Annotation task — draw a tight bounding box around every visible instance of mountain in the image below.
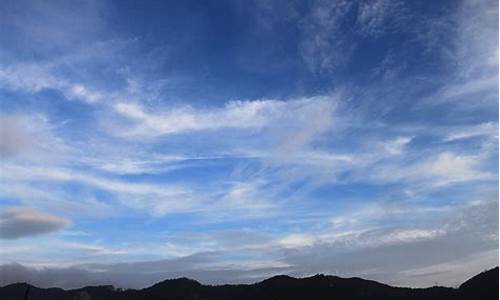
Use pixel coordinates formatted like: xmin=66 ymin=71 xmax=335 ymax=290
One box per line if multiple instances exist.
xmin=459 ymin=267 xmax=499 ymax=300
xmin=1 ymin=267 xmax=497 ymax=300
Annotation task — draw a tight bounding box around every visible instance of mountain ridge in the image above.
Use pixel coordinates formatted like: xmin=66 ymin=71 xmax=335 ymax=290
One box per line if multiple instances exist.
xmin=1 ymin=267 xmax=497 ymax=300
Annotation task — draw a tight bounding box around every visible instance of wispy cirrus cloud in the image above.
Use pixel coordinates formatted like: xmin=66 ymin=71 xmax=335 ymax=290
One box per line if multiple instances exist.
xmin=444 ymin=122 xmax=498 ymax=142
xmin=369 ymin=152 xmax=495 ymax=186
xmin=355 ymin=0 xmax=409 ymax=37
xmin=0 ymin=62 xmax=109 ymax=104
xmin=111 ymin=96 xmax=336 ymax=138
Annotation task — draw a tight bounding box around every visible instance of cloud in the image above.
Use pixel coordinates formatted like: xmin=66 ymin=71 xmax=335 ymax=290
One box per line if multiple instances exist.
xmin=356 ymin=0 xmax=409 ymax=37
xmin=0 ymin=263 xmax=98 ymax=289
xmin=0 ymin=208 xmax=70 ymax=239
xmin=0 ymin=257 xmax=289 ymax=289
xmin=0 ymin=0 xmax=106 ymax=58
xmin=0 ymin=163 xmax=198 ymax=216
xmin=0 ymin=114 xmax=68 ymax=160
xmin=0 ymin=116 xmax=30 ymax=157
xmin=455 ymin=0 xmax=498 ymax=73
xmin=111 ymin=96 xmax=336 ymax=139
xmin=369 ymin=152 xmax=493 ymax=187
xmin=279 ymin=233 xmax=317 ymax=248
xmin=0 ymin=63 xmax=104 ymax=104
xmin=280 ymin=199 xmax=498 ymax=287
xmin=299 ymin=0 xmax=355 ymax=72
xmin=413 ymin=153 xmax=486 ymax=181
xmin=0 ymin=162 xmax=285 ymax=219
xmin=380 ymin=136 xmax=413 ymax=155
xmin=0 ymin=199 xmax=496 ymax=288
xmin=439 ymin=77 xmax=498 ymax=100
xmin=0 ymin=63 xmax=57 ymax=93
xmin=444 ymin=122 xmax=498 ymax=142
xmin=298 ymin=0 xmax=410 ymax=73
xmin=416 ymin=0 xmax=498 ymax=109
xmin=396 ymin=249 xmax=498 ymax=287
xmin=223 ymin=181 xmax=269 ymax=208
xmin=0 ymin=182 xmax=114 ymax=218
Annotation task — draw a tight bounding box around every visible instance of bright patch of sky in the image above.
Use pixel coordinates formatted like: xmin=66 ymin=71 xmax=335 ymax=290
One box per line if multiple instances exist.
xmin=0 ymin=0 xmax=498 ymax=289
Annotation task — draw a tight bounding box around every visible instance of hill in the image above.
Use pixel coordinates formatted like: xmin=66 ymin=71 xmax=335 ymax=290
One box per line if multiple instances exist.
xmin=1 ymin=267 xmax=497 ymax=300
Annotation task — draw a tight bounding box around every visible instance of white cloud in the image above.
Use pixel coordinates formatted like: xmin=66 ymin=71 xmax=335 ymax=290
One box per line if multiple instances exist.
xmin=395 ymin=249 xmax=498 ymax=287
xmin=306 ymin=227 xmax=447 ymax=251
xmin=112 ymin=99 xmax=286 ymax=134
xmin=356 ymin=0 xmax=408 ymax=37
xmin=0 ymin=181 xmax=115 ymax=218
xmin=372 ymin=152 xmax=493 ymax=186
xmin=298 ymin=0 xmax=409 ymax=72
xmin=0 ymin=162 xmax=200 ymax=216
xmin=419 ymin=0 xmax=498 ymax=108
xmin=92 ymin=155 xmax=185 ymax=175
xmin=0 ymin=115 xmax=31 ymax=157
xmin=417 ymin=152 xmax=491 ymax=183
xmin=299 ymin=0 xmax=354 ymax=72
xmin=444 ymin=122 xmax=498 ymax=141
xmin=1 ymin=163 xmax=186 ymax=198
xmin=225 ymin=182 xmax=261 ymax=207
xmin=0 ymin=113 xmax=69 ymax=160
xmin=440 ymin=76 xmax=498 ymax=100
xmin=456 ymin=0 xmax=498 ymax=73
xmin=0 ymin=63 xmax=103 ymax=104
xmin=381 ymin=136 xmax=412 ymax=155
xmin=112 ymin=96 xmax=336 ymax=138
xmin=280 ymin=198 xmax=498 ymax=287
xmin=377 ymin=228 xmax=446 ymax=245
xmin=279 ymin=234 xmax=317 ymax=248
xmin=0 ymin=61 xmax=63 ymax=93
xmin=67 ymin=84 xmax=102 ymax=103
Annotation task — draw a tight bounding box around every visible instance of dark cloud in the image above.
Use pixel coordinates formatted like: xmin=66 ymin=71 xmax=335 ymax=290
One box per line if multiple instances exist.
xmin=0 ymin=207 xmax=70 ymax=239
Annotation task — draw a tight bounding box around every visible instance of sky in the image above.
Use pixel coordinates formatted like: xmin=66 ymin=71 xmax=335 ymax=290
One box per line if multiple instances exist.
xmin=0 ymin=0 xmax=498 ymax=290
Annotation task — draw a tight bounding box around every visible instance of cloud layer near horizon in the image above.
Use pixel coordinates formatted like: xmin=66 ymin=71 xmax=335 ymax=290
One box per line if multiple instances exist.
xmin=1 ymin=198 xmax=497 ymax=289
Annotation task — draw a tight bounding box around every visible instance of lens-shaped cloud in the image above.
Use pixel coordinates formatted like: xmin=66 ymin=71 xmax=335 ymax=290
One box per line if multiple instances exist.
xmin=0 ymin=207 xmax=70 ymax=239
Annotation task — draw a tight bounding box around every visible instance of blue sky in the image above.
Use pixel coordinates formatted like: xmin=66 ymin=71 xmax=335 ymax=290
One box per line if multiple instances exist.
xmin=0 ymin=0 xmax=498 ymax=289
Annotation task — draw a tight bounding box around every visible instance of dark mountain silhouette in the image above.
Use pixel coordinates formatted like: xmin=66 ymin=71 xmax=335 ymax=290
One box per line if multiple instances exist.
xmin=1 ymin=267 xmax=497 ymax=300
xmin=459 ymin=267 xmax=499 ymax=300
